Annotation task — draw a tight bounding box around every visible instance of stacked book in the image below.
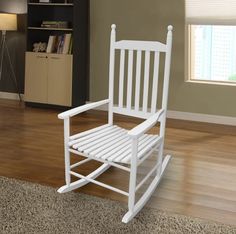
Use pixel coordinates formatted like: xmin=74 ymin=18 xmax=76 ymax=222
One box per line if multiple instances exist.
xmin=39 ymin=0 xmax=51 ymax=3
xmin=41 ymin=21 xmax=69 ymax=29
xmin=46 ymin=34 xmax=72 ymax=54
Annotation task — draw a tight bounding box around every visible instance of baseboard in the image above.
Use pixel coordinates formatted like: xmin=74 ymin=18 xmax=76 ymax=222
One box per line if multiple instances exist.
xmin=167 ymin=110 xmax=236 ymax=126
xmin=86 ymin=101 xmax=236 ymax=126
xmin=0 ymin=91 xmax=23 ymax=101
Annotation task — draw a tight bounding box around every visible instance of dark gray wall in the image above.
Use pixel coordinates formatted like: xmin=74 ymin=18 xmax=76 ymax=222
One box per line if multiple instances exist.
xmin=0 ymin=0 xmax=27 ymax=94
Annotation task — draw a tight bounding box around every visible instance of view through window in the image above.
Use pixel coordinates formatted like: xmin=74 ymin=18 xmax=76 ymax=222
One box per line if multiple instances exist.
xmin=190 ymin=25 xmax=236 ymax=83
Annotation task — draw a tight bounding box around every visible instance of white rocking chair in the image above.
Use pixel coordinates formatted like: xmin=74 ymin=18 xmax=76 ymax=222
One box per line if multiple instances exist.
xmin=58 ymin=24 xmax=173 ymax=223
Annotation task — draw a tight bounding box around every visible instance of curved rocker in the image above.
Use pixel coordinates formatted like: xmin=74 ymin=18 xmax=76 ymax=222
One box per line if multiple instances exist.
xmin=58 ymin=163 xmax=111 ymax=193
xmin=122 ymin=155 xmax=171 ymax=223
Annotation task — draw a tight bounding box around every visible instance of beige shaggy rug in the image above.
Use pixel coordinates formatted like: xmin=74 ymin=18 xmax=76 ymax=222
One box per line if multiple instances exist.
xmin=0 ymin=176 xmax=235 ymax=234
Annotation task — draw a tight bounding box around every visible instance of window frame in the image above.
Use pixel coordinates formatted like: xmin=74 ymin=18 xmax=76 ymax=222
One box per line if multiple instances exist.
xmin=185 ymin=24 xmax=236 ymax=86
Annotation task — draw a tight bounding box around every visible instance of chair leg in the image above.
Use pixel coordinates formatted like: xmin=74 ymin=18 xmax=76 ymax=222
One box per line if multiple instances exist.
xmin=65 ymin=148 xmax=71 ymax=186
xmin=157 ymin=142 xmax=164 ymax=177
xmin=123 ymin=139 xmax=138 ymax=222
xmin=128 ymin=158 xmax=137 ymax=212
xmin=122 ymin=154 xmax=172 ymax=223
xmin=62 ymin=118 xmax=71 ymax=187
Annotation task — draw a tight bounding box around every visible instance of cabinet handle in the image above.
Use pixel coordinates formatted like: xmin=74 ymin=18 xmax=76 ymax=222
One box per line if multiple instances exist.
xmin=37 ymin=55 xmax=47 ymax=59
xmin=50 ymin=56 xmax=60 ymax=60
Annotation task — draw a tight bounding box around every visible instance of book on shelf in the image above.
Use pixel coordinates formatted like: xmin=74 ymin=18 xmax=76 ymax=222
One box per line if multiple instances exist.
xmin=41 ymin=21 xmax=69 ymax=29
xmin=68 ymin=37 xmax=73 ymax=54
xmin=39 ymin=0 xmax=51 ymax=2
xmin=46 ymin=35 xmax=55 ymax=53
xmin=62 ymin=34 xmax=72 ymax=54
xmin=46 ymin=33 xmax=72 ymax=54
xmin=56 ymin=35 xmax=63 ymax=53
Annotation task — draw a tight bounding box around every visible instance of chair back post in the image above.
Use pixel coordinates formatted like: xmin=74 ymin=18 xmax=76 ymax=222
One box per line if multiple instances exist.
xmin=160 ymin=25 xmax=173 ymax=137
xmin=108 ymin=24 xmax=116 ymax=125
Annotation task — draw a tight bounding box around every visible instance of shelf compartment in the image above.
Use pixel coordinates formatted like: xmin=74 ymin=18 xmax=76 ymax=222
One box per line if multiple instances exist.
xmin=28 ymin=3 xmax=73 ymax=6
xmin=26 ymin=51 xmax=73 ymax=56
xmin=28 ymin=27 xmax=73 ymax=31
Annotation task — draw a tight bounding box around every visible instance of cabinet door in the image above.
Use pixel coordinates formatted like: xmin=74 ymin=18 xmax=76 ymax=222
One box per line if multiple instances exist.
xmin=47 ymin=54 xmax=73 ymax=106
xmin=24 ymin=52 xmax=48 ymax=104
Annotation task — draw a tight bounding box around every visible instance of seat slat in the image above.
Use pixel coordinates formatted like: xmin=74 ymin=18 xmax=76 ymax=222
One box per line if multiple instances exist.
xmin=108 ymin=135 xmax=152 ymax=163
xmin=121 ymin=136 xmax=161 ymax=163
xmin=69 ymin=124 xmax=110 ymax=141
xmin=137 ymin=136 xmax=159 ymax=154
xmin=71 ymin=126 xmax=117 ymax=148
xmin=84 ymin=130 xmax=128 ymax=155
xmin=114 ymin=135 xmax=154 ymax=162
xmin=69 ymin=125 xmax=159 ymax=164
xmin=76 ymin=128 xmax=125 ymax=151
xmin=104 ymin=134 xmax=148 ymax=162
xmin=137 ymin=137 xmax=162 ymax=159
xmin=98 ymin=137 xmax=130 ymax=159
xmin=92 ymin=134 xmax=129 ymax=158
xmin=69 ymin=125 xmax=114 ymax=147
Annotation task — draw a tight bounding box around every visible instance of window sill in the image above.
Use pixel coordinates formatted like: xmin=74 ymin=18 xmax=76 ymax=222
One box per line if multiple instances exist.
xmin=186 ymin=79 xmax=236 ymax=87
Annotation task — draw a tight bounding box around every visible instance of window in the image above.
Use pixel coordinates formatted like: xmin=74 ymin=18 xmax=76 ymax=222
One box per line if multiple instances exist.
xmin=186 ymin=0 xmax=236 ymax=83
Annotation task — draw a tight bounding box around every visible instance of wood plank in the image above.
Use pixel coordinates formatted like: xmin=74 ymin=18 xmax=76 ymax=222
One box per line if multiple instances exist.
xmin=118 ymin=49 xmax=125 ymax=108
xmin=114 ymin=40 xmax=167 ymax=52
xmin=151 ymin=52 xmax=160 ymax=114
xmin=142 ymin=51 xmax=150 ymax=113
xmin=134 ymin=50 xmax=142 ymax=112
xmin=126 ymin=50 xmax=134 ymax=110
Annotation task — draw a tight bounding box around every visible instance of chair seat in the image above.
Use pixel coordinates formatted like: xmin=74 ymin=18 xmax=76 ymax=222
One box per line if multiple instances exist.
xmin=69 ymin=124 xmax=161 ymax=164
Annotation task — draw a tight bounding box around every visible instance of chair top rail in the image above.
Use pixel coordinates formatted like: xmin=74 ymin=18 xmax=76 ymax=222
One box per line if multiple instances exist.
xmin=114 ymin=40 xmax=167 ymax=52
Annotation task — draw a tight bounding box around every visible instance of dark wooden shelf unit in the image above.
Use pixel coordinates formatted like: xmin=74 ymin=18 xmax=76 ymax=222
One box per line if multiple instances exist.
xmin=26 ymin=0 xmax=89 ymax=107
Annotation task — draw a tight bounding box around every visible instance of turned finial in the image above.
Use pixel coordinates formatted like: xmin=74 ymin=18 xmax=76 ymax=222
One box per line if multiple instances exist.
xmin=168 ymin=25 xmax=173 ymax=32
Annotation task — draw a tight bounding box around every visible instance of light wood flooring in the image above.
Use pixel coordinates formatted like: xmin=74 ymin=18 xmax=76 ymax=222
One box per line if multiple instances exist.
xmin=0 ymin=99 xmax=235 ymax=226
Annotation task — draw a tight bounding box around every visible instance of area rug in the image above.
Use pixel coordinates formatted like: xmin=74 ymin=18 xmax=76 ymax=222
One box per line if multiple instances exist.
xmin=0 ymin=177 xmax=235 ymax=234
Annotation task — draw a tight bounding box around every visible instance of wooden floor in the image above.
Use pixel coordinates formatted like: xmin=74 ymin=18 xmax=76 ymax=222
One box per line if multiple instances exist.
xmin=0 ymin=99 xmax=236 ymax=226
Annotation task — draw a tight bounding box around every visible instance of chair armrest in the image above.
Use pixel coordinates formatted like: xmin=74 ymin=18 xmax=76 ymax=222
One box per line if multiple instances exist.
xmin=58 ymin=99 xmax=109 ymax=119
xmin=128 ymin=109 xmax=165 ymax=138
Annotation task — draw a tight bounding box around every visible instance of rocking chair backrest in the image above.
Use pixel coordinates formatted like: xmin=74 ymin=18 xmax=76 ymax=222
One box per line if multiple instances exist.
xmin=108 ymin=24 xmax=173 ymax=124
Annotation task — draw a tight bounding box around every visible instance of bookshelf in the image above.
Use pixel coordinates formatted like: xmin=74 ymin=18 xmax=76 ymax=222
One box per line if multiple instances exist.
xmin=25 ymin=0 xmax=89 ymax=107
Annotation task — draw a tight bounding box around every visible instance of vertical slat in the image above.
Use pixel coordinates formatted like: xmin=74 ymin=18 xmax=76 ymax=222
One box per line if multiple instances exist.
xmin=151 ymin=52 xmax=160 ymax=114
xmin=142 ymin=51 xmax=150 ymax=112
xmin=127 ymin=50 xmax=133 ymax=110
xmin=118 ymin=49 xmax=125 ymax=108
xmin=134 ymin=50 xmax=142 ymax=111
